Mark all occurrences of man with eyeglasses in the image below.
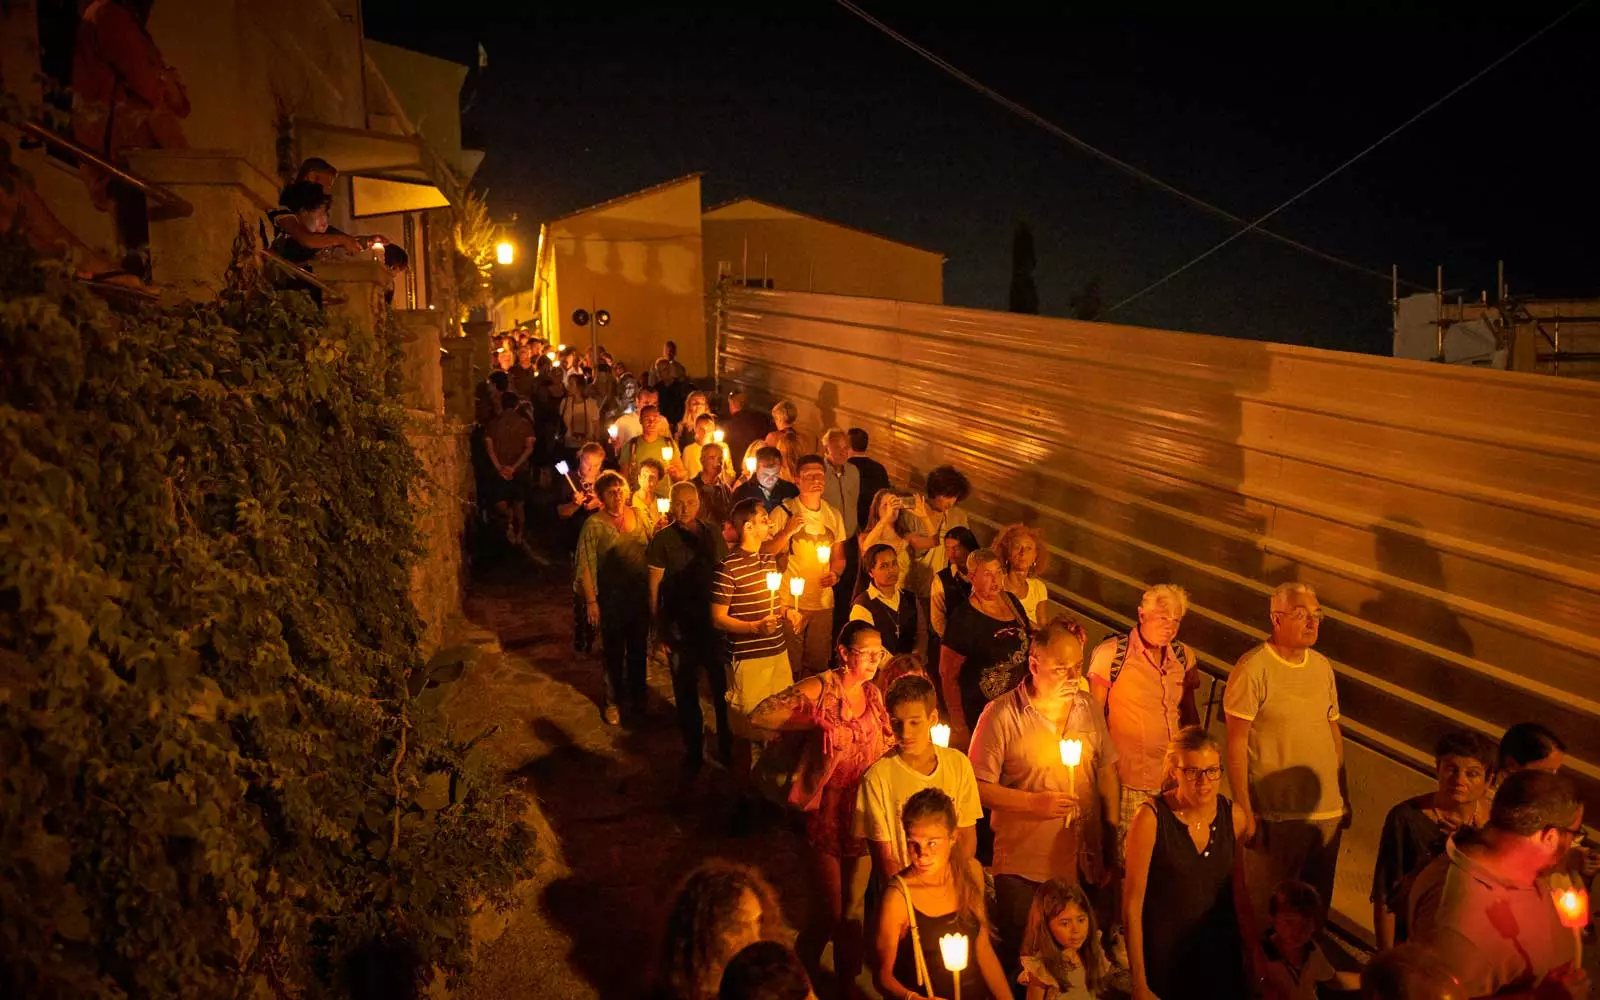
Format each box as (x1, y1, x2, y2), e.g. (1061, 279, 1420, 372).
(763, 454, 847, 678)
(1224, 581, 1350, 925)
(1408, 770, 1589, 1000)
(970, 619, 1119, 987)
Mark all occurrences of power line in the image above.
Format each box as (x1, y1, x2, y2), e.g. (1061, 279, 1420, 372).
(1106, 1, 1589, 315)
(833, 0, 1430, 293)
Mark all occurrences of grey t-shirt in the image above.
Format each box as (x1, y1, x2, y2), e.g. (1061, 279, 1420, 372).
(1223, 643, 1343, 821)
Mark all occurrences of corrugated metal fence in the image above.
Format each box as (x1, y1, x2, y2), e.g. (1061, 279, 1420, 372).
(719, 287, 1600, 929)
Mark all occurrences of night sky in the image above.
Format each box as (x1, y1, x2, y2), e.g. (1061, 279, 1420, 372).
(365, 2, 1598, 355)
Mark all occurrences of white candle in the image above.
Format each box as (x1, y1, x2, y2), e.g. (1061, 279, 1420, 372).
(713, 429, 725, 444)
(930, 723, 951, 748)
(789, 576, 805, 606)
(939, 932, 969, 1000)
(608, 424, 619, 439)
(555, 461, 569, 476)
(816, 544, 832, 567)
(766, 570, 782, 615)
(660, 446, 673, 462)
(744, 455, 757, 474)
(1059, 739, 1083, 767)
(656, 497, 670, 514)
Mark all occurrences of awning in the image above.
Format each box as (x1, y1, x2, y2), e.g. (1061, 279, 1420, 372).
(351, 176, 451, 217)
(294, 119, 463, 210)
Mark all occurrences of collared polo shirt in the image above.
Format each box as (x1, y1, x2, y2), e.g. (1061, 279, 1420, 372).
(823, 460, 861, 536)
(712, 549, 787, 661)
(968, 682, 1117, 884)
(1422, 834, 1580, 998)
(1089, 627, 1198, 792)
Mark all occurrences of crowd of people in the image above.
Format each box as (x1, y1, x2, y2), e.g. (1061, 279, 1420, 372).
(475, 340, 1595, 1000)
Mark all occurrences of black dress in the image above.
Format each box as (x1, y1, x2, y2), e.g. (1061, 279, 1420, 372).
(1141, 794, 1247, 1000)
(892, 903, 989, 1000)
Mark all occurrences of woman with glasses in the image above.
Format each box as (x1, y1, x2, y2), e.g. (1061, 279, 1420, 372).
(1123, 725, 1253, 1000)
(750, 621, 896, 999)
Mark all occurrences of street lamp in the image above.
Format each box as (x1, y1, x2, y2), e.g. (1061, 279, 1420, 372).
(495, 240, 515, 266)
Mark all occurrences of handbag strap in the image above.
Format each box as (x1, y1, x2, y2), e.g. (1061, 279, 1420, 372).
(896, 876, 931, 994)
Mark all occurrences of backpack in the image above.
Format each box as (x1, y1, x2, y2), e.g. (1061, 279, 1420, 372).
(1107, 631, 1193, 687)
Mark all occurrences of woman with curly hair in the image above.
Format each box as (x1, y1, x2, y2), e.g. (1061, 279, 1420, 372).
(653, 860, 788, 1000)
(994, 522, 1052, 625)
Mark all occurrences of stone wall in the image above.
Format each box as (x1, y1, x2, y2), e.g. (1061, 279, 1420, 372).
(407, 414, 471, 655)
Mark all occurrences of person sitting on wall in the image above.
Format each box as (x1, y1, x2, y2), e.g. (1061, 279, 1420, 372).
(268, 181, 362, 266)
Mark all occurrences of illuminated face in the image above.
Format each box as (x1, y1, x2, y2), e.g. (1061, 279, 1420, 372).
(943, 538, 971, 575)
(637, 466, 660, 496)
(796, 463, 826, 499)
(968, 560, 1003, 601)
(839, 633, 887, 684)
(701, 447, 724, 479)
(746, 507, 773, 543)
(495, 349, 514, 372)
(825, 436, 850, 467)
(578, 451, 603, 480)
(1049, 902, 1091, 956)
(1006, 534, 1037, 575)
(1271, 592, 1323, 648)
(1436, 754, 1490, 807)
(1169, 747, 1223, 804)
(685, 395, 707, 421)
(675, 490, 701, 525)
(905, 816, 953, 875)
(297, 204, 330, 234)
(1138, 599, 1183, 646)
(756, 461, 781, 490)
(868, 549, 900, 592)
(928, 493, 957, 514)
(889, 698, 935, 753)
(600, 480, 627, 514)
(1029, 633, 1083, 699)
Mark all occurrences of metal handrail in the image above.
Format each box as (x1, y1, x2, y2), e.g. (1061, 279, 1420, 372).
(19, 121, 193, 219)
(260, 250, 347, 305)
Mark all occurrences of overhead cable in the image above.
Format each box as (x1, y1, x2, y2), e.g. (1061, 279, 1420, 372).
(833, 0, 1429, 293)
(1105, 0, 1590, 314)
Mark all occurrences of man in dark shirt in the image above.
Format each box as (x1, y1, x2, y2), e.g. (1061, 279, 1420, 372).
(723, 388, 775, 472)
(647, 482, 730, 774)
(485, 391, 535, 545)
(731, 446, 799, 513)
(848, 427, 892, 531)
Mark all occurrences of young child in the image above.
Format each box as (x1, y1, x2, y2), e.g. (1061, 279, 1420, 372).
(1019, 878, 1107, 999)
(1260, 881, 1360, 1000)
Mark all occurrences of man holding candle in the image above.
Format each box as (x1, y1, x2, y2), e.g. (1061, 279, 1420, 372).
(856, 674, 983, 882)
(764, 454, 847, 678)
(623, 404, 683, 493)
(712, 499, 802, 829)
(969, 619, 1120, 987)
(1412, 769, 1589, 1000)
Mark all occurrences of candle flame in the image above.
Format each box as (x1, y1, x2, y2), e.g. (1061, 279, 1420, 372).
(661, 447, 673, 462)
(656, 498, 670, 514)
(816, 544, 832, 565)
(1059, 738, 1083, 767)
(745, 456, 758, 473)
(1556, 887, 1589, 928)
(713, 429, 725, 443)
(930, 723, 951, 748)
(938, 932, 969, 972)
(765, 571, 783, 593)
(789, 577, 805, 597)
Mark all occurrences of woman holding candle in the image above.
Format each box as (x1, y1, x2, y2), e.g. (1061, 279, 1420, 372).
(632, 458, 672, 534)
(576, 471, 655, 726)
(938, 549, 1030, 750)
(1123, 725, 1253, 1000)
(751, 621, 896, 999)
(874, 788, 1012, 1000)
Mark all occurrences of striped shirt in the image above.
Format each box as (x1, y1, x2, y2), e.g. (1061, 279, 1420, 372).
(712, 549, 787, 660)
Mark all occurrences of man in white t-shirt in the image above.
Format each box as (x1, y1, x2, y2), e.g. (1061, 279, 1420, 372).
(764, 453, 847, 677)
(1224, 581, 1349, 924)
(856, 674, 982, 881)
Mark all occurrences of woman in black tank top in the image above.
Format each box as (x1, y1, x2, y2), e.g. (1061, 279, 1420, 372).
(874, 790, 1012, 1000)
(1123, 726, 1253, 1000)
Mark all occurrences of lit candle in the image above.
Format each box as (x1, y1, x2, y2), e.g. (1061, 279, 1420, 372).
(1059, 739, 1083, 767)
(713, 429, 725, 444)
(744, 455, 758, 474)
(660, 446, 673, 462)
(1556, 887, 1588, 966)
(608, 424, 619, 439)
(939, 933, 969, 1000)
(547, 351, 557, 364)
(656, 497, 670, 514)
(555, 461, 569, 476)
(789, 576, 805, 607)
(930, 723, 951, 748)
(766, 570, 782, 615)
(558, 343, 567, 351)
(816, 545, 832, 568)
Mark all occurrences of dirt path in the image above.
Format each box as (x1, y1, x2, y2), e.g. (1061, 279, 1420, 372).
(443, 556, 818, 1000)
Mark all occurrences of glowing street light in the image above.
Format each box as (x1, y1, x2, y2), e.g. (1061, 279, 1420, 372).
(495, 240, 515, 266)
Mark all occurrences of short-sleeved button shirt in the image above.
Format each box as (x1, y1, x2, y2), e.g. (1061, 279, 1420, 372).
(647, 521, 727, 643)
(712, 549, 787, 660)
(968, 681, 1118, 884)
(1089, 628, 1199, 792)
(1223, 643, 1343, 821)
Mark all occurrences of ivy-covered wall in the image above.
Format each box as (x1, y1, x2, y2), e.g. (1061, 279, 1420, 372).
(0, 239, 532, 999)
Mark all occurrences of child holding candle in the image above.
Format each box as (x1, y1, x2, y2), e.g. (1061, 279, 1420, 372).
(1018, 878, 1108, 1000)
(873, 789, 1012, 1000)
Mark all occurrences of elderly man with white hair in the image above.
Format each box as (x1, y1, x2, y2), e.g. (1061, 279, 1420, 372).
(1224, 581, 1349, 924)
(1089, 583, 1201, 865)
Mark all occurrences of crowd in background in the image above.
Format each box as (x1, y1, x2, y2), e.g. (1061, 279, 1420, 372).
(470, 337, 1596, 1000)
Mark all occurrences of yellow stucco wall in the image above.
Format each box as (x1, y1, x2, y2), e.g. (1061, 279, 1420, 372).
(546, 177, 707, 379)
(702, 200, 943, 304)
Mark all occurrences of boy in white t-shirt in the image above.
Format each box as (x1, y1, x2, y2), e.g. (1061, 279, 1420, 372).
(855, 673, 983, 881)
